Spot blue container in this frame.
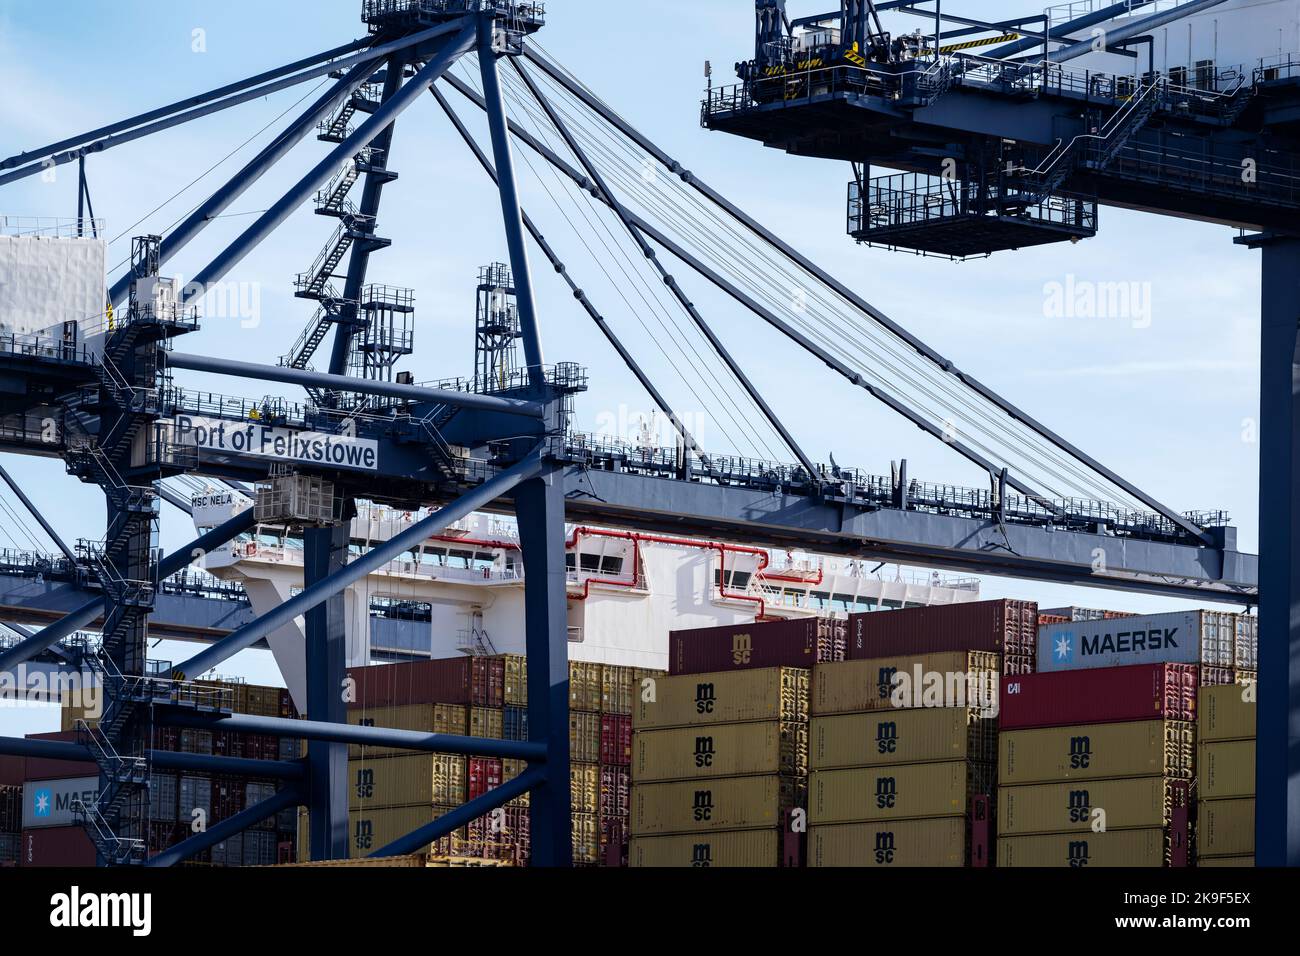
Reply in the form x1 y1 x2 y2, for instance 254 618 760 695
503 705 529 742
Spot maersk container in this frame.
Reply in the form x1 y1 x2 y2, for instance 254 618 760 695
1037 611 1256 673
634 668 809 730
632 722 808 782
809 818 968 867
999 720 1194 785
812 652 1000 716
999 664 1197 730
631 774 801 835
629 829 790 867
809 761 993 825
1199 684 1256 743
1198 798 1254 859
811 709 997 770
1198 740 1255 800
998 776 1177 835
849 599 1038 670
347 754 467 810
997 828 1170 867
669 618 839 676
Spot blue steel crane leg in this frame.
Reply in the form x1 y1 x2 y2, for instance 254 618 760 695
172 23 476 302
0 460 78 564
0 507 258 673
172 450 544 680
478 20 546 388
304 521 352 862
0 736 304 781
1248 233 1300 867
107 59 385 309
516 467 572 867
327 56 407 377
147 786 303 869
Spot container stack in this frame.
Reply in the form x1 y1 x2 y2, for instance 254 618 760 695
807 650 999 867
848 599 1038 676
0 783 20 866
997 664 1196 867
1196 682 1256 867
629 667 809 867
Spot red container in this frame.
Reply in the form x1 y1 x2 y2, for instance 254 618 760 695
471 658 506 708
348 658 508 709
468 757 503 802
599 715 632 767
23 732 96 781
669 618 842 676
848 599 1038 668
999 663 1197 730
970 794 992 869
21 827 96 867
467 805 529 864
0 755 25 787
599 766 631 819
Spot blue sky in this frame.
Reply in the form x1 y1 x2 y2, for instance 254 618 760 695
0 1 1264 725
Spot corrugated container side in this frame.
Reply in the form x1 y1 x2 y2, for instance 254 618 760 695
20 827 96 867
1198 798 1254 859
809 817 968 867
347 659 473 709
572 762 600 815
669 618 836 676
600 714 632 767
348 806 468 859
998 776 1179 835
999 720 1194 785
811 710 996 770
502 759 530 807
467 805 530 866
1198 684 1256 742
348 754 467 809
470 707 504 741
1198 855 1255 867
467 758 504 802
0 832 21 865
569 662 604 712
1198 740 1256 800
810 761 991 825
570 712 602 764
0 755 25 787
572 812 601 865
848 599 1037 662
503 655 528 707
631 775 802 835
997 828 1170 867
503 705 529 742
634 667 809 730
150 773 179 824
600 766 631 819
602 665 635 716
632 722 808 782
0 785 25 833
346 704 469 758
999 665 1197 730
23 732 95 781
812 653 1000 716
629 829 786 867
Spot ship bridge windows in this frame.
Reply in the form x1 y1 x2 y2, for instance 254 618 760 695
568 552 626 576
714 570 753 590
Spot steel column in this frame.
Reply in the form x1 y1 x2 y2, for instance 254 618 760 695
516 467 572 867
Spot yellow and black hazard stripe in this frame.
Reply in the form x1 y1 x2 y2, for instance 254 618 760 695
940 33 1021 54
844 41 867 67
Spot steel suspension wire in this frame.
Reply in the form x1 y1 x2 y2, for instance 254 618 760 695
509 64 1155 513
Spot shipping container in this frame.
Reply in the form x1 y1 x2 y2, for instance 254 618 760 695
348 806 468 860
572 762 600 815
503 759 530 807
572 812 601 865
150 772 179 824
503 655 527 707
1037 611 1256 673
1198 855 1255 867
469 707 503 741
467 758 503 802
634 668 809 731
1199 684 1256 743
346 704 468 758
600 714 633 767
179 775 212 822
849 599 1037 669
809 817 968 867
347 659 488 709
570 662 604 713
503 705 529 742
348 754 467 809
1198 740 1255 800
600 766 631 819
0 785 22 833
629 828 789 867
811 709 996 770
632 722 808 782
571 711 601 764
669 617 840 677
631 774 802 835
22 777 98 830
809 761 992 824
20 826 96 867
22 732 95 781
0 755 25 787
997 828 1172 868
999 665 1197 730
471 658 506 708
601 665 635 716
812 653 1000 716
999 721 1194 785
1198 798 1254 859
0 832 19 866
998 776 1179 835
466 805 530 865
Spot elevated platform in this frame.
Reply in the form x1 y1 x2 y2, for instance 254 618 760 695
362 0 545 38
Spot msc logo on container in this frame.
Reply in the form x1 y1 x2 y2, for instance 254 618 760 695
692 789 715 823
354 819 374 851
693 736 716 769
1069 736 1093 769
875 776 897 810
690 843 713 867
875 667 899 702
1068 789 1093 824
694 683 716 715
874 831 896 865
1068 841 1091 867
353 768 376 800
731 634 752 666
875 721 899 755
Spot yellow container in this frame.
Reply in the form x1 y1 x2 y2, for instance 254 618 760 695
347 754 467 810
998 776 1174 835
1198 798 1254 858
998 828 1168 867
633 668 809 730
602 665 635 716
1198 684 1256 743
812 709 996 770
348 806 468 860
809 818 967 867
809 761 992 824
503 655 528 707
632 722 808 782
347 704 468 758
999 721 1193 785
1198 740 1256 799
573 812 601 865
572 762 600 815
630 829 785 867
1198 855 1254 867
812 653 1000 716
503 759 530 807
569 662 604 713
631 775 799 836
469 707 504 741
570 711 601 764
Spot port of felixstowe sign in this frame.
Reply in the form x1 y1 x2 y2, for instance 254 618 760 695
174 415 379 472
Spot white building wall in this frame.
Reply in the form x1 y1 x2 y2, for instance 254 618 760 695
0 235 106 339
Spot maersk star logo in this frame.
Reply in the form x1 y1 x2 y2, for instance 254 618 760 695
33 789 52 817
1054 633 1074 664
